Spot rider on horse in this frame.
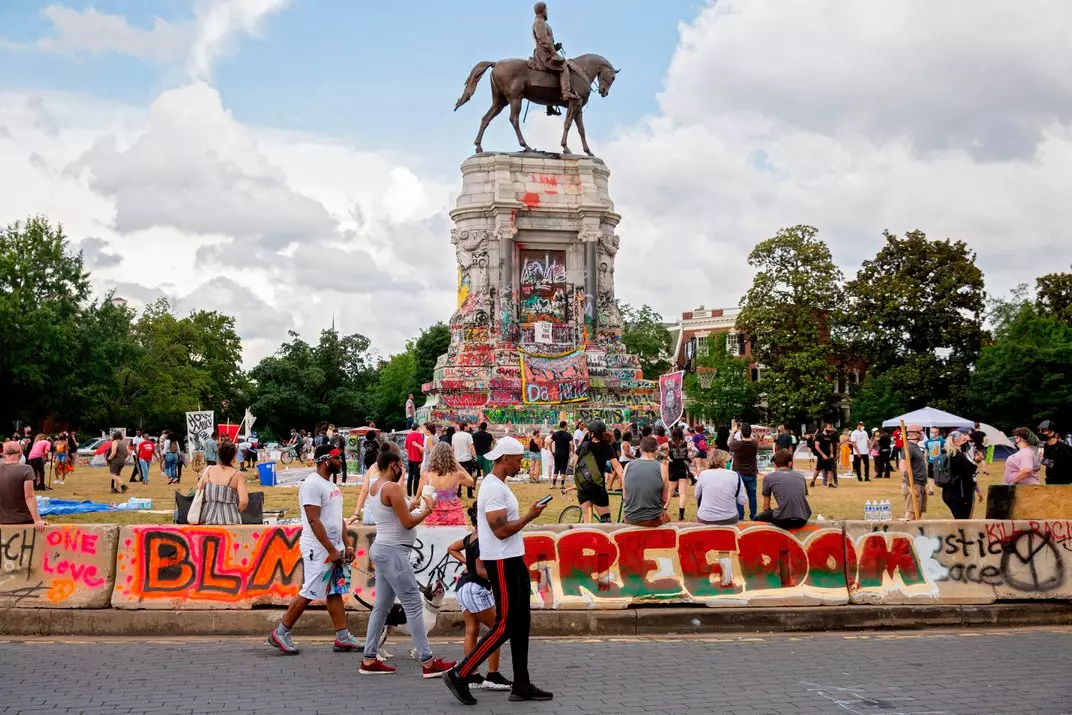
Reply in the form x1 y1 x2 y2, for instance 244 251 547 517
531 2 581 112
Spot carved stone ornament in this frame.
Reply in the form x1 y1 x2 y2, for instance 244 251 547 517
577 226 603 243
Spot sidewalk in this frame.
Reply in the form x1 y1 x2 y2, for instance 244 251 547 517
4 602 1071 637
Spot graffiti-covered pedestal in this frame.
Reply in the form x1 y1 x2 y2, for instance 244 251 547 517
423 152 658 429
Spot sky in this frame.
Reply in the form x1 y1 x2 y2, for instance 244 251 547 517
2 0 1071 366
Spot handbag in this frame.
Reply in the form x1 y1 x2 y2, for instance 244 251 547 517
187 468 208 524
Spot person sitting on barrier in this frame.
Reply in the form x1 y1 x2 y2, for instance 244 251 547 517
622 437 670 527
195 441 248 525
754 448 811 530
694 449 747 526
0 440 46 531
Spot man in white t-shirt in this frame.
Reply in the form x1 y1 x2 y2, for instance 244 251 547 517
405 394 416 429
573 421 587 449
452 422 477 498
443 436 552 706
268 445 362 656
850 422 871 482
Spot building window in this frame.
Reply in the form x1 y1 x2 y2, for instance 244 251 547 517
696 335 709 356
727 332 744 357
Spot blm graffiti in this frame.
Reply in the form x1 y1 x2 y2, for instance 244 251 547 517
185 411 214 452
520 349 590 404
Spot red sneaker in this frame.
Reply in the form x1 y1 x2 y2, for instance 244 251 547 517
421 658 457 679
359 660 397 675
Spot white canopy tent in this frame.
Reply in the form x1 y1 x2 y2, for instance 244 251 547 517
974 422 1015 449
882 406 974 430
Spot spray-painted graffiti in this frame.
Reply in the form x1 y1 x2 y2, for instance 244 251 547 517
520 349 590 404
1 525 117 608
463 327 489 343
483 407 562 425
440 393 489 408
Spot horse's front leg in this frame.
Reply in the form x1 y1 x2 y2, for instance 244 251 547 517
575 108 594 157
560 102 576 155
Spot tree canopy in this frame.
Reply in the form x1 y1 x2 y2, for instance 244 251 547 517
620 302 674 378
736 225 843 424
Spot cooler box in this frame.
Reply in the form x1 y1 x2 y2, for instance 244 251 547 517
257 462 277 486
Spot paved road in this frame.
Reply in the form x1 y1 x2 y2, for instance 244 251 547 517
2 628 1071 714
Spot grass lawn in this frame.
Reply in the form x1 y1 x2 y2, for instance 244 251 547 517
40 457 1006 526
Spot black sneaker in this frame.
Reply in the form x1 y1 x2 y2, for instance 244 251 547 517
481 671 513 691
443 668 477 706
509 684 553 702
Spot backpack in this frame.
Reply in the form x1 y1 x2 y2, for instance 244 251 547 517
573 442 606 490
932 452 954 487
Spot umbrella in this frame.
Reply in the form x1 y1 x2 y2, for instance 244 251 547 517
94 440 112 455
975 422 1015 449
882 407 974 430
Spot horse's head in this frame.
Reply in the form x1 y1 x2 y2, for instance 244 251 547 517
597 64 619 98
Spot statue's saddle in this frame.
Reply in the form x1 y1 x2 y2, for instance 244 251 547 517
527 59 590 90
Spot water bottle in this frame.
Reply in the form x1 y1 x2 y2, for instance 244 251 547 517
880 499 889 521
864 500 873 521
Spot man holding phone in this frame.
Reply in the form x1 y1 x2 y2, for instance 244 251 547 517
443 436 552 705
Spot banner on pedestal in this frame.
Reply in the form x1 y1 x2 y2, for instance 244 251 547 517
520 348 590 404
659 371 684 427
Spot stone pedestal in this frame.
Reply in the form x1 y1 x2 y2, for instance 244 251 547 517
422 152 657 429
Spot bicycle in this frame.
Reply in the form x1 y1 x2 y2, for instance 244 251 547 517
557 489 624 524
278 445 312 467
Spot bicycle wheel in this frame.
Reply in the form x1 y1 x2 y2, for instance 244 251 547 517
280 449 294 466
557 505 582 524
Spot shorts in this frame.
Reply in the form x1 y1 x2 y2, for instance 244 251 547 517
525 451 541 462
460 459 477 477
576 481 610 508
669 466 689 482
299 551 348 600
553 453 570 475
477 455 493 476
456 581 495 614
56 454 67 463
817 458 836 472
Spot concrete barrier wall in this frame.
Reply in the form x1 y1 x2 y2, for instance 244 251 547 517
0 525 118 608
4 521 1069 610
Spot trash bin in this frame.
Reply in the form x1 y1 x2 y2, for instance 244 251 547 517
257 461 277 487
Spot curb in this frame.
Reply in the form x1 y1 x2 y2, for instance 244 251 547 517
3 603 1071 637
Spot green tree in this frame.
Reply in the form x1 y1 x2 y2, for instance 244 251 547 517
372 350 419 429
682 333 758 426
846 230 986 413
248 328 376 436
411 323 451 396
1036 267 1072 324
620 303 673 378
971 291 1072 431
736 225 843 425
0 217 91 429
848 372 906 429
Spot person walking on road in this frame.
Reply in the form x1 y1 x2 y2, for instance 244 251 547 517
443 436 552 705
268 445 362 655
359 448 455 677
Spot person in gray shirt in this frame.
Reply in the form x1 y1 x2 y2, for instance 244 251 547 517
755 449 811 530
623 437 670 526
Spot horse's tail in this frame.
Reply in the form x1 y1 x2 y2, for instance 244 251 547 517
455 61 496 111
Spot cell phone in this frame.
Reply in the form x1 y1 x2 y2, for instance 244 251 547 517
535 495 554 507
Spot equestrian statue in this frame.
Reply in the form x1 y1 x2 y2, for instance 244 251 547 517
454 2 620 156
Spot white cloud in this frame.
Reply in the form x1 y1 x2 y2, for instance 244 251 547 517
71 82 338 249
0 84 457 367
31 4 191 62
188 0 291 81
602 0 1072 321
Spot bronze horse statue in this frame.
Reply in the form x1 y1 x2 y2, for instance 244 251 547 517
454 53 619 156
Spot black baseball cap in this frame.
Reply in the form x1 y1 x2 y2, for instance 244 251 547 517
1038 420 1057 434
588 419 607 436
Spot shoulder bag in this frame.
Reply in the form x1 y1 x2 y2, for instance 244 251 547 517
187 467 209 525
